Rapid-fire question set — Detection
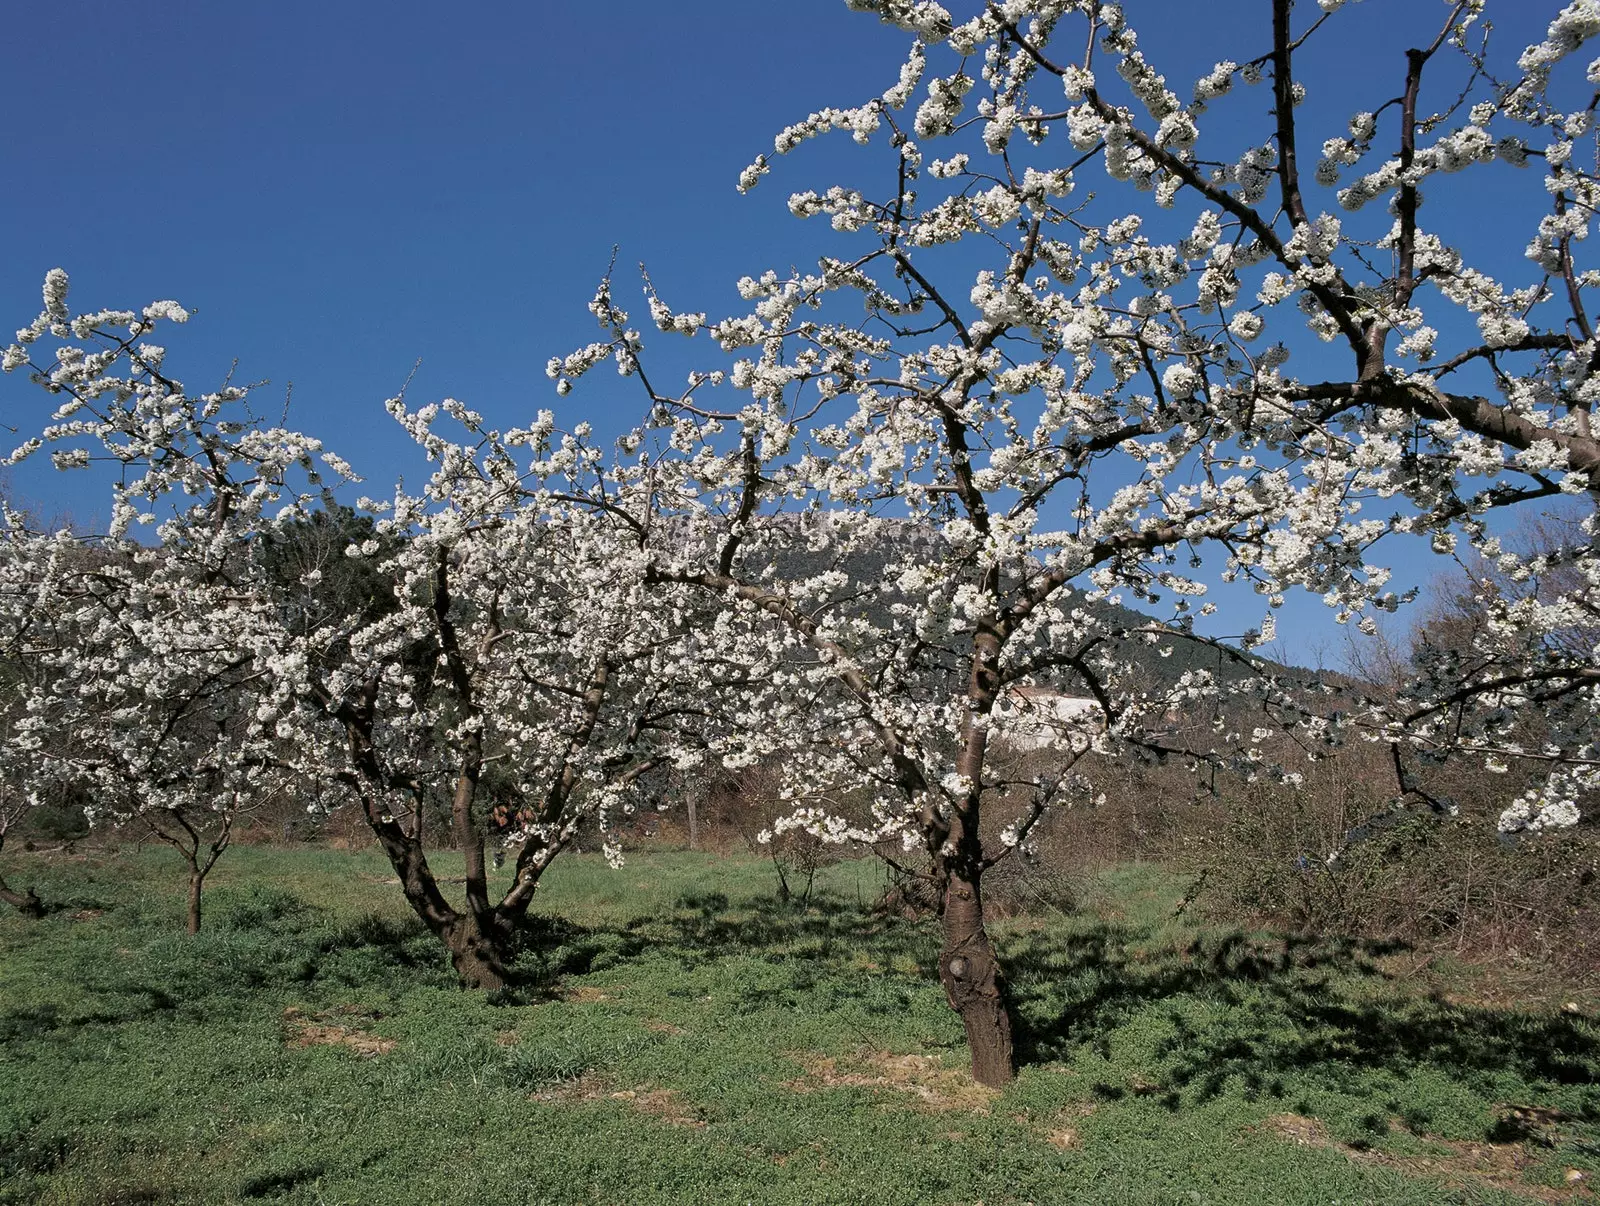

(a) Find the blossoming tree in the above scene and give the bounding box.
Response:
[1,273,335,932]
[275,401,766,988]
[0,593,46,917]
[557,0,1600,1084]
[2,272,762,979]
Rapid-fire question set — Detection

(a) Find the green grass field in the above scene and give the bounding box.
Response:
[1,845,1596,1205]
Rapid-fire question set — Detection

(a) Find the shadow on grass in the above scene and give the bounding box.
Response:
[0,998,175,1044]
[624,890,938,964]
[551,889,1599,1114]
[1003,923,1600,1109]
[0,899,453,1039]
[8,874,1595,1118]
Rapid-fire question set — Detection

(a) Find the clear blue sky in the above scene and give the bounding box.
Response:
[0,1,1566,665]
[0,1,914,501]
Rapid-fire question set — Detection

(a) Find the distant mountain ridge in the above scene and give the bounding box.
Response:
[722,511,1317,696]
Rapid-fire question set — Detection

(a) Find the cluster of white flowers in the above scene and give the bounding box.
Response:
[1516,1,1600,88]
[914,71,973,137]
[1499,788,1583,834]
[9,0,1600,1000]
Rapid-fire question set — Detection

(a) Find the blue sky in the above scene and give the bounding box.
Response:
[0,1,1570,666]
[0,0,912,498]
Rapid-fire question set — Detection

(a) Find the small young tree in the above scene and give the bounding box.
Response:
[0,685,44,917]
[559,0,1600,1083]
[0,274,337,932]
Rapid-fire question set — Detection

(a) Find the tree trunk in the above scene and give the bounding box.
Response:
[186,864,204,935]
[0,832,44,918]
[935,618,1015,1086]
[376,828,517,991]
[344,711,517,992]
[0,879,44,919]
[366,815,508,988]
[687,795,700,851]
[939,866,1014,1088]
[444,912,511,991]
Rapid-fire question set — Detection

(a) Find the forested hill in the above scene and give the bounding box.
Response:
[736,513,1322,697]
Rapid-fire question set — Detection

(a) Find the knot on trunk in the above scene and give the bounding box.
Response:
[940,943,997,1012]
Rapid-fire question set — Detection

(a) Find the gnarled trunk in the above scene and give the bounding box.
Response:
[0,879,44,919]
[381,835,517,990]
[0,832,43,918]
[443,911,512,991]
[361,799,525,991]
[939,865,1014,1088]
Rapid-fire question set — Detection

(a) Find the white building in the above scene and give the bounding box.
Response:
[989,685,1100,752]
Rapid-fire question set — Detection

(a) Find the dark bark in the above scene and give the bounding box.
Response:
[0,832,43,918]
[371,819,457,930]
[186,864,205,935]
[939,865,1014,1088]
[935,618,1016,1086]
[378,826,517,990]
[358,789,525,989]
[342,693,529,990]
[443,911,512,991]
[0,879,44,919]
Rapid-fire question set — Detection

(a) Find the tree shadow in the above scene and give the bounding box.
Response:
[622,888,940,968]
[566,888,1598,1113]
[509,889,945,1017]
[315,910,437,969]
[1005,922,1600,1109]
[0,997,176,1043]
[19,867,1585,1123]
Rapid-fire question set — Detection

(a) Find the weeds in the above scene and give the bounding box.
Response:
[0,845,1594,1204]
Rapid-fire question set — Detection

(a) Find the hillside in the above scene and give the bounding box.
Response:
[730,512,1322,699]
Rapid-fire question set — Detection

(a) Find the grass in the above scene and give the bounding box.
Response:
[0,844,1596,1205]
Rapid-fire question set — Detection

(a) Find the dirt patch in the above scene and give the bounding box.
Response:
[607,1085,707,1129]
[69,908,105,921]
[1492,1104,1572,1145]
[493,1029,521,1047]
[532,1074,608,1105]
[1265,1113,1335,1147]
[562,985,611,1004]
[1045,1126,1081,1150]
[534,1073,705,1128]
[282,1005,395,1057]
[1258,1112,1588,1204]
[781,1049,998,1114]
[643,1019,687,1036]
[1041,1101,1097,1151]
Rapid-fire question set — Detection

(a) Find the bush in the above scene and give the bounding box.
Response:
[1187,751,1600,984]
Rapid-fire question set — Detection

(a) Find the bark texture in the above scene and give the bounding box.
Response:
[366,814,518,989]
[0,879,44,919]
[443,913,512,991]
[939,867,1014,1088]
[186,866,205,935]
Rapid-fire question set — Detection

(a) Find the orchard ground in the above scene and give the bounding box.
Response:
[1,844,1597,1206]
